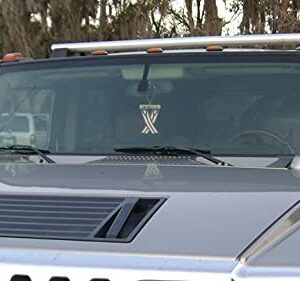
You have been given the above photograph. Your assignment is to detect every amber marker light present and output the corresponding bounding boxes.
[91,50,108,55]
[206,45,224,51]
[3,53,24,62]
[146,47,163,53]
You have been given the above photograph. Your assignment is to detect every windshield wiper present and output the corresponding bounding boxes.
[114,146,232,166]
[0,145,55,164]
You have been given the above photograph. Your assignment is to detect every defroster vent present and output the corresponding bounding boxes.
[0,194,165,242]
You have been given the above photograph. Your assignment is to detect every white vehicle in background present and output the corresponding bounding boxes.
[0,113,49,148]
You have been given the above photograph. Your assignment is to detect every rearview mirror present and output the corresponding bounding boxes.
[126,80,173,97]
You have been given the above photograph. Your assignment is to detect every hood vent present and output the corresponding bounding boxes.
[0,194,164,242]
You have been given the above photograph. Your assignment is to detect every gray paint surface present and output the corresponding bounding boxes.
[0,161,299,260]
[248,225,300,267]
[1,160,300,192]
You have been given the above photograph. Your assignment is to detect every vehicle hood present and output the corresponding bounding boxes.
[0,161,299,263]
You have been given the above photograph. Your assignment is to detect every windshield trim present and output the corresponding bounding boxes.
[2,53,300,74]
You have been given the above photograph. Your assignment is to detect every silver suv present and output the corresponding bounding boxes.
[0,33,300,281]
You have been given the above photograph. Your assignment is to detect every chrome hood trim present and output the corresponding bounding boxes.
[1,250,236,281]
[238,200,300,264]
[233,201,300,280]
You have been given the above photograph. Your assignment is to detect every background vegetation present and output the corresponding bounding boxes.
[0,0,299,58]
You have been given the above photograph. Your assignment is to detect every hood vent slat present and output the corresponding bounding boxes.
[105,197,139,239]
[0,194,165,242]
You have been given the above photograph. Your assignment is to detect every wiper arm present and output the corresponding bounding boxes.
[0,145,55,164]
[114,146,232,166]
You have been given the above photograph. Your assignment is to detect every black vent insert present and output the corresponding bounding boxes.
[49,277,70,281]
[10,275,31,281]
[0,194,164,242]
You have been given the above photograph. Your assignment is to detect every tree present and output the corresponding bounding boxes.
[0,0,299,58]
[169,0,223,36]
[50,0,99,42]
[0,0,50,57]
[232,0,300,34]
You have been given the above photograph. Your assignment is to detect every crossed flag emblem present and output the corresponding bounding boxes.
[139,104,161,134]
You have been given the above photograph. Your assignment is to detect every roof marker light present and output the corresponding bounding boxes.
[91,50,108,55]
[206,45,224,51]
[147,47,163,53]
[3,53,24,62]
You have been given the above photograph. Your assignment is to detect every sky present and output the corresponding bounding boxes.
[217,0,241,34]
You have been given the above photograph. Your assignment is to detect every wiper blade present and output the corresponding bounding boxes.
[0,145,55,164]
[114,146,232,166]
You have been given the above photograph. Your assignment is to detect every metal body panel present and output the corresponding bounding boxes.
[0,163,298,257]
[1,161,300,192]
[0,162,299,279]
[244,225,300,267]
[0,252,236,281]
[233,263,300,280]
[0,190,297,258]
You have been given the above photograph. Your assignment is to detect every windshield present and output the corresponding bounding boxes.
[0,55,299,156]
[33,115,49,131]
[0,115,29,132]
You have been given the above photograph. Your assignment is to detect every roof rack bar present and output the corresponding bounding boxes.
[51,33,300,53]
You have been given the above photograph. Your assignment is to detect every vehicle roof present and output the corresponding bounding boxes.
[1,48,300,67]
[2,33,300,65]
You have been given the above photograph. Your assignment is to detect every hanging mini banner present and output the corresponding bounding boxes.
[139,104,161,134]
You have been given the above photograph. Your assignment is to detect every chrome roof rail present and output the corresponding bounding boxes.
[51,33,300,54]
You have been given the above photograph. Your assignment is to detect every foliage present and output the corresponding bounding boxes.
[231,0,300,34]
[0,0,299,58]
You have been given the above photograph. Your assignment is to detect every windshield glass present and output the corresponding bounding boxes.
[0,115,29,132]
[0,56,299,156]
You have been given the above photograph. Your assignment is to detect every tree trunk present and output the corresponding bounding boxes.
[203,0,222,35]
